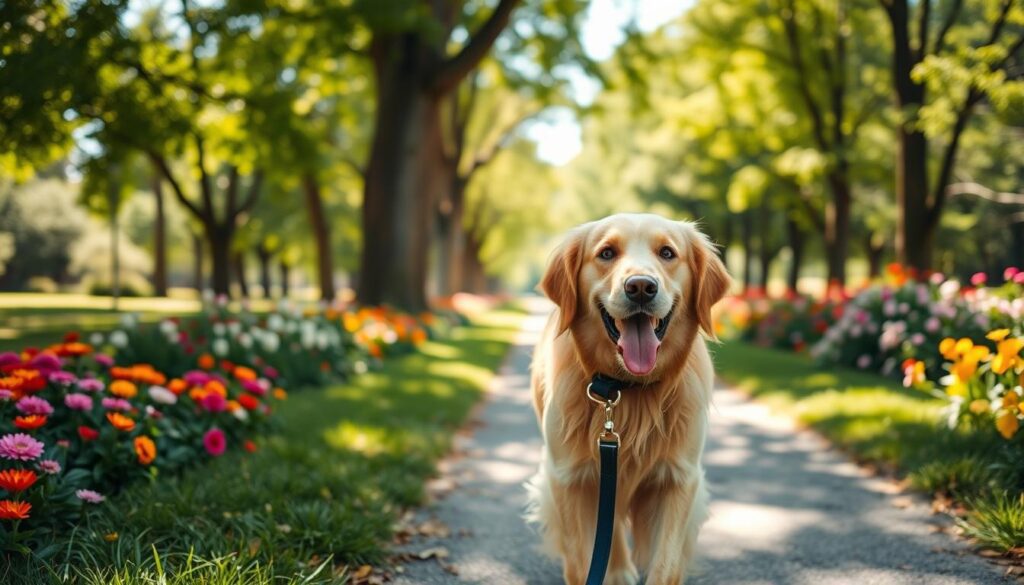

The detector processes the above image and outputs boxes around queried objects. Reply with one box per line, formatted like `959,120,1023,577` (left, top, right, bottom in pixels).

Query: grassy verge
713,342,1024,551
8,306,526,584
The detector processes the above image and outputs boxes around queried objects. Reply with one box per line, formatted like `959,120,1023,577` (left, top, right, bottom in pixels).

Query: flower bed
717,293,842,353
0,337,281,553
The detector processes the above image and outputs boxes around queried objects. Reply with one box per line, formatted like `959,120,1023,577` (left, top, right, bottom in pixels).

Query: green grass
713,342,1022,550
5,306,527,584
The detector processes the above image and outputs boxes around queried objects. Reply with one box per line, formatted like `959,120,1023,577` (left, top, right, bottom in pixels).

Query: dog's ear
540,226,588,334
686,227,731,339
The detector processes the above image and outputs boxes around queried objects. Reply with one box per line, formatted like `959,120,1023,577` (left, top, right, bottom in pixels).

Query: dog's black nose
624,275,658,304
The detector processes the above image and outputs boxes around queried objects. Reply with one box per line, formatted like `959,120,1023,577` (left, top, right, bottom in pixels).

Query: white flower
159,320,177,336
227,321,242,336
212,338,229,356
354,361,368,375
232,408,249,422
267,314,284,332
938,280,960,300
148,385,178,405
109,330,129,348
213,323,227,337
316,331,330,350
260,332,280,353
89,332,105,346
202,289,215,303
883,300,897,317
238,332,253,348
120,313,138,329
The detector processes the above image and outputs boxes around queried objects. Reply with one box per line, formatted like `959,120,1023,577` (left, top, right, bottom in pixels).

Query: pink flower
75,489,105,504
37,459,61,474
64,393,94,411
1015,272,1024,285
93,354,114,368
970,272,987,286
0,433,45,461
77,378,105,393
29,353,62,372
183,371,211,386
1005,267,1020,281
263,366,279,379
101,397,133,411
0,352,20,367
924,317,941,334
201,393,227,413
242,379,267,396
203,428,226,456
16,396,54,416
49,371,77,386
0,390,13,401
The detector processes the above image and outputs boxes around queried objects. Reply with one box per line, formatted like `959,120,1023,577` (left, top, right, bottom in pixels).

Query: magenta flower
29,353,62,372
0,433,45,461
77,378,105,393
263,366,279,379
16,396,54,416
970,272,987,286
75,489,105,504
203,428,226,456
101,397,133,411
183,371,211,386
201,393,227,413
93,354,114,368
49,371,78,386
37,459,61,474
242,379,267,396
64,393,94,411
0,352,20,367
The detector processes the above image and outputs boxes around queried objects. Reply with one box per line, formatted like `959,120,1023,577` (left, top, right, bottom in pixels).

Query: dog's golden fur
527,213,730,584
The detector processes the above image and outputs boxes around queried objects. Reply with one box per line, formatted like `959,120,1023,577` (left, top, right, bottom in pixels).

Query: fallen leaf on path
417,547,450,560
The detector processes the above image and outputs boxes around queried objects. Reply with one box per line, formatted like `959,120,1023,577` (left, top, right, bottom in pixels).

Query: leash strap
585,438,619,585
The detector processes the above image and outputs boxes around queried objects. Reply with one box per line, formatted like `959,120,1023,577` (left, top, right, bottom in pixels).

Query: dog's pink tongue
617,315,661,375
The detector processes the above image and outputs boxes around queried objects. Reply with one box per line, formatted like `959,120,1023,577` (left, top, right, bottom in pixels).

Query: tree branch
465,109,540,177
237,170,264,215
226,165,240,216
916,0,931,61
148,152,205,222
430,0,521,96
931,0,963,55
928,87,984,223
779,0,831,151
946,182,1024,205
193,133,214,218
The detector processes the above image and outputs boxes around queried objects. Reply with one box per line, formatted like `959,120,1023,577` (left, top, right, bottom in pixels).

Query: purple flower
16,396,54,416
37,459,61,475
77,378,105,393
263,366,279,379
49,370,78,386
93,353,114,368
924,317,941,334
101,397,133,411
0,390,13,401
64,393,94,411
0,433,45,461
29,352,62,373
75,489,105,504
0,352,20,367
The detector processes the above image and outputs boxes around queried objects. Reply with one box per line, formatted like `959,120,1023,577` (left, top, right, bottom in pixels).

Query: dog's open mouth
600,305,673,376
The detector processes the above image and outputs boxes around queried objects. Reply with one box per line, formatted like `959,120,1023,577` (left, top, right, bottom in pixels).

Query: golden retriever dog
526,213,730,584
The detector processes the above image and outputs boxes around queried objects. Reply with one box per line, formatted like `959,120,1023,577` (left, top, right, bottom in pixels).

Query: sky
524,0,690,166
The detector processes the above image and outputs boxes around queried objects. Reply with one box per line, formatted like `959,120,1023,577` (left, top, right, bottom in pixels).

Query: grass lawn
713,342,1024,551
6,306,526,585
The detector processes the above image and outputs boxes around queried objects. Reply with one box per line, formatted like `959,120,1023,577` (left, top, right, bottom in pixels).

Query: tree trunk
740,210,753,293
439,176,467,296
279,260,290,298
1011,215,1024,269
302,173,336,301
233,251,249,298
108,178,121,310
192,231,204,293
865,232,886,279
257,245,272,299
824,171,851,289
206,225,233,297
359,48,443,311
462,231,487,294
785,218,805,294
151,171,168,297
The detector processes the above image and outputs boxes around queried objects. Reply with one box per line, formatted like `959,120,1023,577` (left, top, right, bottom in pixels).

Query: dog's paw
604,564,640,585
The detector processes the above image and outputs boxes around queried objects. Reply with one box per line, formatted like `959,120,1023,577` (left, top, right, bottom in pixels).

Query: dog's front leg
638,465,709,584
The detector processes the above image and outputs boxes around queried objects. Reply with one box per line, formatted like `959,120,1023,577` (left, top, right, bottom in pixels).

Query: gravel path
393,300,1007,584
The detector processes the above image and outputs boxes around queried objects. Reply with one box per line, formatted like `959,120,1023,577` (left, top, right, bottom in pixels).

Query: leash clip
587,383,621,446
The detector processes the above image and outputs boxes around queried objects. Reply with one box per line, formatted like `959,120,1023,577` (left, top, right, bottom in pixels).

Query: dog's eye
598,247,616,261
659,246,676,260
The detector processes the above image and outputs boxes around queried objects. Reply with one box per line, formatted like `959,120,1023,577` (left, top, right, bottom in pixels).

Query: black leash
584,373,635,585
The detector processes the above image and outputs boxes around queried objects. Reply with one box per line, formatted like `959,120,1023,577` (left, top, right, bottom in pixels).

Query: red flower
78,426,100,441
243,440,257,453
14,415,47,430
238,394,260,411
0,500,31,520
63,332,80,343
0,469,38,492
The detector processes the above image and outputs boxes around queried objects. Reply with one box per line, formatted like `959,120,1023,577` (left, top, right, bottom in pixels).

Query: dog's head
541,213,730,380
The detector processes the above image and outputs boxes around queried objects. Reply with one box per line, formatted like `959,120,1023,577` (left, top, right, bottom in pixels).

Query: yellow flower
109,380,138,399
992,338,1024,375
939,337,958,360
996,411,1019,439
987,329,1011,342
954,337,974,356
1003,392,1020,409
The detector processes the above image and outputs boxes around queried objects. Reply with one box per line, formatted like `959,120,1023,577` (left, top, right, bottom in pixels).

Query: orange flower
0,500,31,520
106,412,136,432
109,380,138,399
168,378,188,395
198,353,215,370
133,436,156,465
0,469,38,492
272,388,287,401
411,328,428,345
204,380,227,398
188,388,209,403
226,399,241,412
14,415,47,430
367,342,382,359
233,366,257,382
